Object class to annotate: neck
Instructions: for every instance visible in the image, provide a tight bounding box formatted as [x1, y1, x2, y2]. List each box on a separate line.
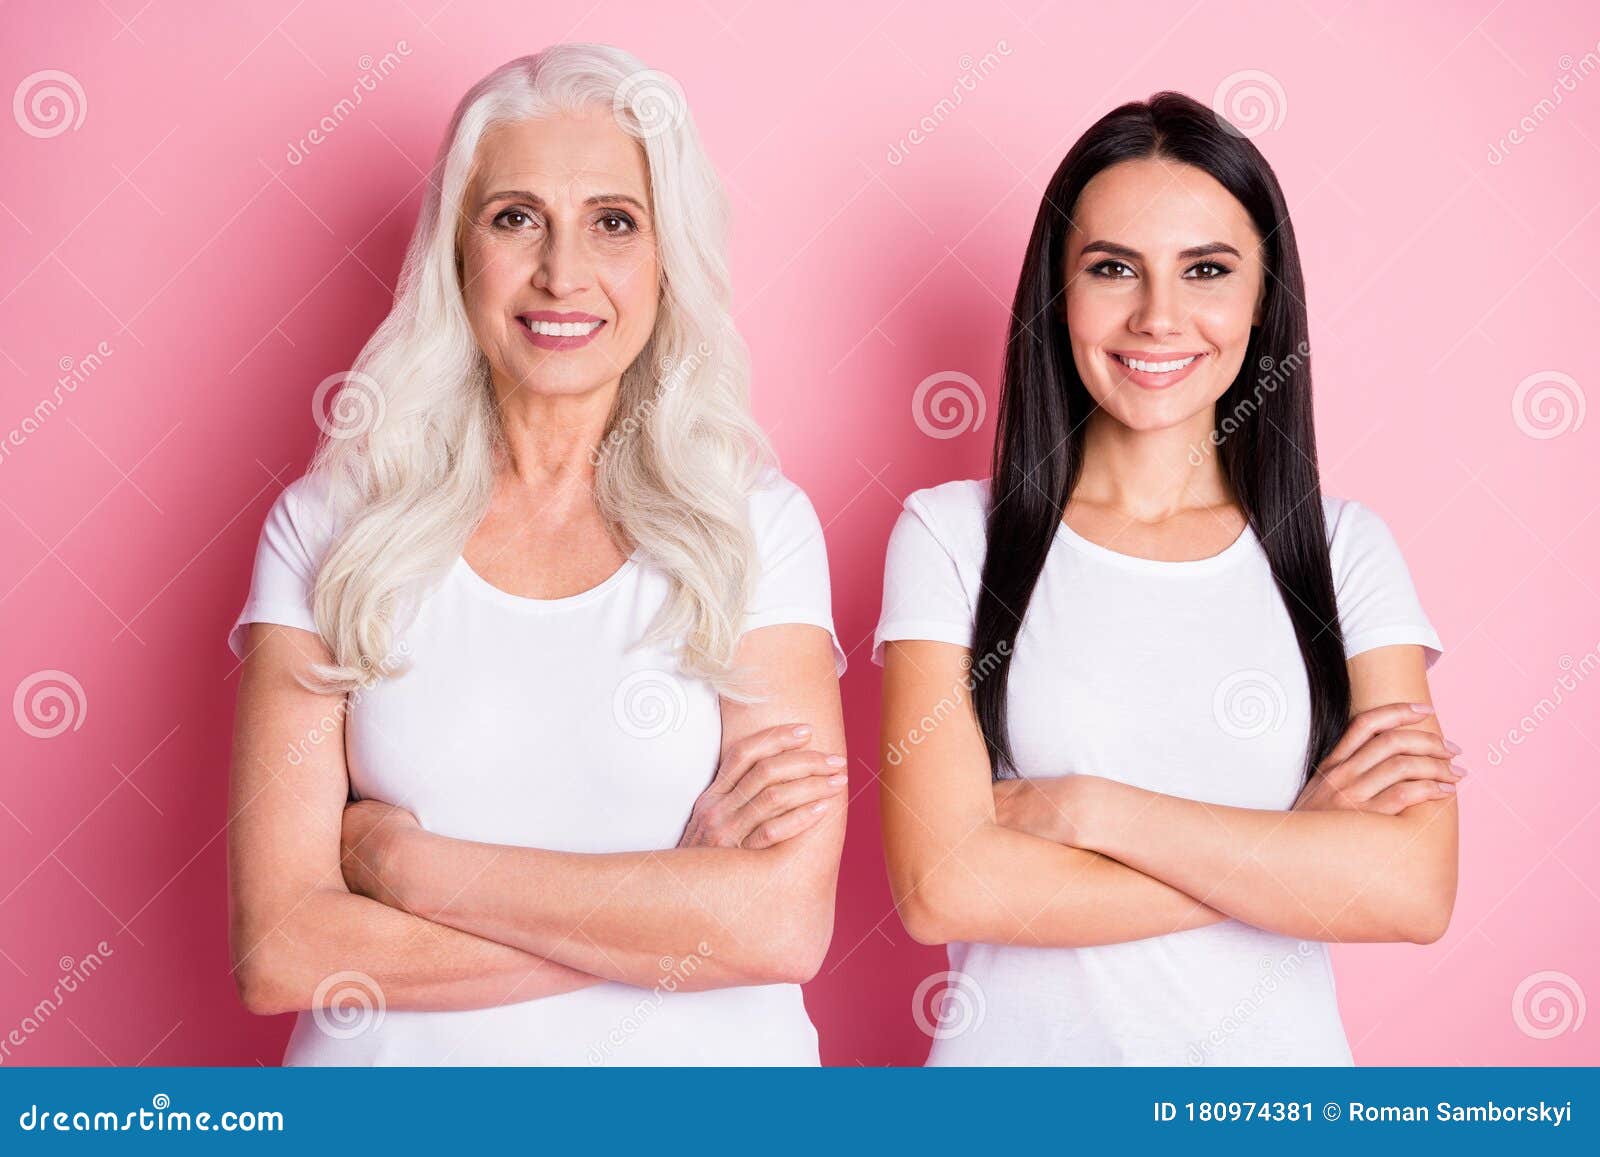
[490, 373, 620, 489]
[1071, 406, 1233, 519]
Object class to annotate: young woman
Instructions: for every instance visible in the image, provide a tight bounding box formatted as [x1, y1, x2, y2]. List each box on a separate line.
[875, 92, 1457, 1066]
[226, 44, 848, 1065]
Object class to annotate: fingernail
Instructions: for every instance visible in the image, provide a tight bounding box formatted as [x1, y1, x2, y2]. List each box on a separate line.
[828, 774, 848, 786]
[811, 801, 830, 813]
[1410, 703, 1436, 714]
[1443, 740, 1462, 754]
[1451, 763, 1468, 777]
[825, 754, 846, 767]
[1438, 782, 1456, 793]
[792, 725, 812, 738]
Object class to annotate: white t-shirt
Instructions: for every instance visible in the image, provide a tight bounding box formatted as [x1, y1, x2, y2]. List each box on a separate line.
[873, 478, 1443, 1066]
[228, 466, 845, 1066]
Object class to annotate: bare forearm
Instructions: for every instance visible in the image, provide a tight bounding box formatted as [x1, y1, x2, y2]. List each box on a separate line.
[389, 828, 830, 988]
[1079, 780, 1448, 942]
[897, 821, 1228, 947]
[233, 887, 600, 1016]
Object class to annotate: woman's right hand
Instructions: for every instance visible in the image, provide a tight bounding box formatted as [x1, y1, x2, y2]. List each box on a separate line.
[1293, 702, 1464, 815]
[678, 723, 849, 850]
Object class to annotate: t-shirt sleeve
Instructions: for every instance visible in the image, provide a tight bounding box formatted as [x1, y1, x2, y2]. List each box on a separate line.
[226, 475, 336, 661]
[741, 475, 847, 677]
[871, 489, 977, 665]
[1328, 498, 1443, 669]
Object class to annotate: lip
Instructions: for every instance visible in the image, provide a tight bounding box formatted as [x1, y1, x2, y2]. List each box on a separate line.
[517, 310, 608, 351]
[1107, 349, 1207, 391]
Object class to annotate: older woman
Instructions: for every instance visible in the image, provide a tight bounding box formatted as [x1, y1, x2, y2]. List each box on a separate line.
[226, 43, 848, 1066]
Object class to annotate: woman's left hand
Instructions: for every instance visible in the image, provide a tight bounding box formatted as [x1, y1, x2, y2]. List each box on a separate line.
[339, 798, 422, 907]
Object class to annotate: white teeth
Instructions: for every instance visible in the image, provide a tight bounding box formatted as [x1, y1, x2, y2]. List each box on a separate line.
[1115, 353, 1198, 373]
[522, 319, 603, 337]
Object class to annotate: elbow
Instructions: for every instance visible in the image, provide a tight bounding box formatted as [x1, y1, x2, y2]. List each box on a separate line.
[901, 909, 949, 947]
[1406, 859, 1459, 945]
[766, 941, 827, 985]
[230, 921, 312, 1016]
[1403, 892, 1456, 945]
[760, 911, 835, 985]
[232, 952, 300, 1016]
[891, 870, 961, 946]
[1385, 868, 1457, 945]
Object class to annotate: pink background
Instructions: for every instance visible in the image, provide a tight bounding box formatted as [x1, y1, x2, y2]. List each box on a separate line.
[2, 1, 1597, 1066]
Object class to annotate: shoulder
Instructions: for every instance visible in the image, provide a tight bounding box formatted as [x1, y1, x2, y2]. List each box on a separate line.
[899, 477, 990, 560]
[744, 466, 833, 579]
[1320, 493, 1404, 559]
[280, 469, 339, 523]
[1319, 493, 1442, 663]
[261, 469, 344, 567]
[747, 464, 821, 529]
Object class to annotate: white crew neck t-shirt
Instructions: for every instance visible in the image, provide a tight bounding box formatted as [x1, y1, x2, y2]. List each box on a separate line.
[228, 466, 845, 1066]
[873, 478, 1443, 1066]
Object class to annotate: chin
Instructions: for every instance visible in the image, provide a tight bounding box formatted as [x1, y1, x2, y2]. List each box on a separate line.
[506, 364, 603, 397]
[1099, 396, 1204, 433]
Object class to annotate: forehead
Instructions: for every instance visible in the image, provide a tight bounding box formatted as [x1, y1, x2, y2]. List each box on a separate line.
[1068, 157, 1258, 253]
[470, 109, 650, 200]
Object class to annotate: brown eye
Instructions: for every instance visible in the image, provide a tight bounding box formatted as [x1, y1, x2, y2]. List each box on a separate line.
[494, 209, 534, 229]
[1088, 260, 1134, 279]
[597, 212, 636, 235]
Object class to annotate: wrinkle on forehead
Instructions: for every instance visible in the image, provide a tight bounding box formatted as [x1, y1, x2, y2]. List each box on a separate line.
[469, 115, 651, 210]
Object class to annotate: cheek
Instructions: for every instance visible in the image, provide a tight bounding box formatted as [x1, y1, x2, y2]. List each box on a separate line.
[1064, 287, 1118, 343]
[1190, 300, 1257, 376]
[459, 246, 521, 324]
[602, 252, 660, 327]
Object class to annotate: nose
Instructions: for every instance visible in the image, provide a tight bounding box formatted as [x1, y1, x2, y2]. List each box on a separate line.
[531, 223, 591, 299]
[1128, 275, 1182, 339]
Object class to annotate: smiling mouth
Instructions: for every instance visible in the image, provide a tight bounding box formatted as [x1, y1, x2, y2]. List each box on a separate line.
[518, 318, 606, 337]
[1111, 352, 1202, 373]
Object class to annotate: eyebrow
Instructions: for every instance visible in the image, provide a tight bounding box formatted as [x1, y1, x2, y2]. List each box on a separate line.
[478, 190, 649, 214]
[1078, 240, 1242, 261]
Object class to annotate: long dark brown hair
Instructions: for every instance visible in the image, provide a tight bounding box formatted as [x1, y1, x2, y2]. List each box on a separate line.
[973, 91, 1349, 783]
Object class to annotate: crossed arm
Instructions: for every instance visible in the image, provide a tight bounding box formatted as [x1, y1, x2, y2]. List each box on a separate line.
[878, 639, 1459, 949]
[227, 620, 846, 1016]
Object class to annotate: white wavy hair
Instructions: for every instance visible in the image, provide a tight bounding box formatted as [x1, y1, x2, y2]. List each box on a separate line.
[298, 43, 772, 696]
